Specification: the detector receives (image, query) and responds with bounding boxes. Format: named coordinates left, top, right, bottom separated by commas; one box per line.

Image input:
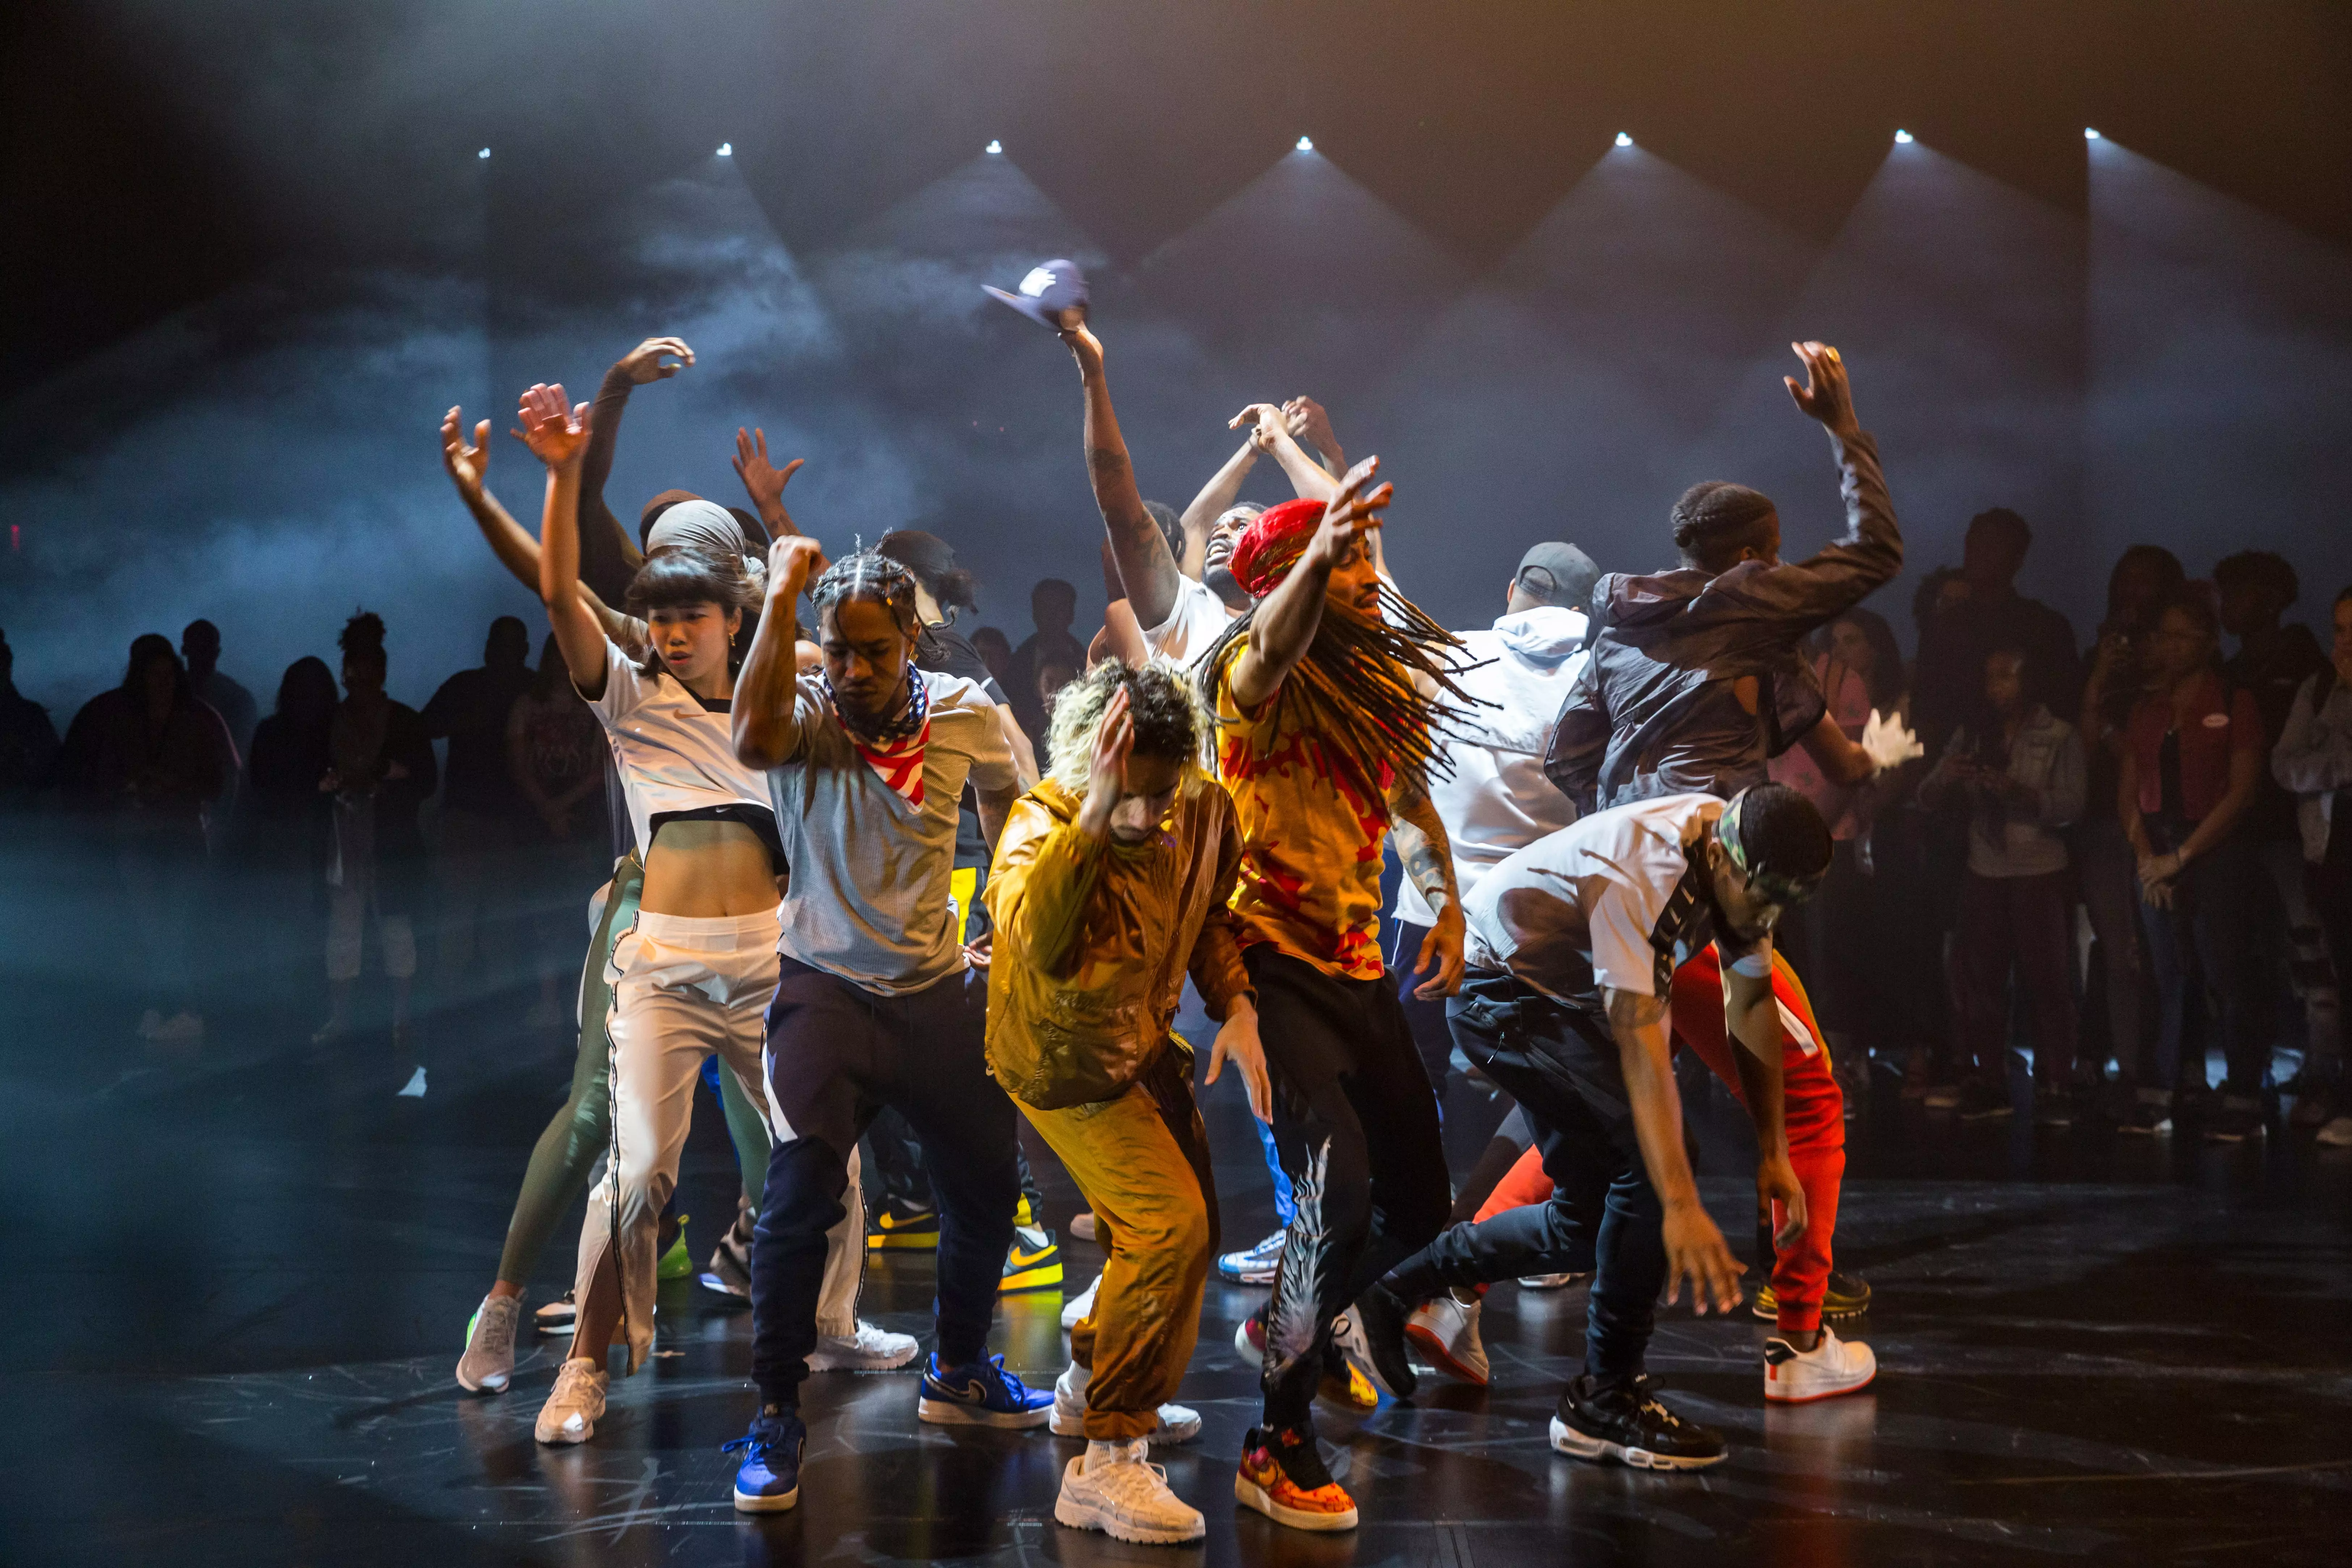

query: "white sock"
left=1084, top=1438, right=1125, bottom=1473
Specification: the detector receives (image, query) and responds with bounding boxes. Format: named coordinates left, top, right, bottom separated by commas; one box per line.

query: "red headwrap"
left=1227, top=497, right=1327, bottom=597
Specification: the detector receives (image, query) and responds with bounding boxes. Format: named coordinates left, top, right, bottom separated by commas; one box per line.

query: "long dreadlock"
left=1197, top=576, right=1487, bottom=799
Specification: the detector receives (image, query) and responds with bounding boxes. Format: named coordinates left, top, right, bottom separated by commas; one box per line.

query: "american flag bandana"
left=827, top=671, right=931, bottom=808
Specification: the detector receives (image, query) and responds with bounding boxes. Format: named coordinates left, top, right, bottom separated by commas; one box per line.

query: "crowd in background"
left=4, top=495, right=2350, bottom=1148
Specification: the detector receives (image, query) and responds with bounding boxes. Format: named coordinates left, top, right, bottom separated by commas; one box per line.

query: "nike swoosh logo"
left=1007, top=1246, right=1054, bottom=1267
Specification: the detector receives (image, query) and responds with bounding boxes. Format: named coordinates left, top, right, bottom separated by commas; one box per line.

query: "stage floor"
left=4, top=994, right=2349, bottom=1566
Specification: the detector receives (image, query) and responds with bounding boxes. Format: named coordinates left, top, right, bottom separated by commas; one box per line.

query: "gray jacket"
left=2271, top=671, right=2352, bottom=863
left=1545, top=430, right=1902, bottom=812
left=1920, top=706, right=2085, bottom=878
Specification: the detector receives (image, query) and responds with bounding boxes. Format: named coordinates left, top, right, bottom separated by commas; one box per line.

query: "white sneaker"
left=1518, top=1271, right=1588, bottom=1290
left=1405, top=1292, right=1489, bottom=1386
left=534, top=1356, right=609, bottom=1444
left=1048, top=1361, right=1202, bottom=1444
left=456, top=1293, right=522, bottom=1393
left=1763, top=1326, right=1878, bottom=1404
left=1052, top=1440, right=1206, bottom=1545
left=2318, top=1114, right=2352, bottom=1148
left=807, top=1320, right=920, bottom=1371
left=535, top=1291, right=576, bottom=1336
left=1061, top=1273, right=1102, bottom=1331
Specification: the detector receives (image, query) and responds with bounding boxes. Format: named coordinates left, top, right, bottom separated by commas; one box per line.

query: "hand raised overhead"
left=1058, top=320, right=1105, bottom=376
left=732, top=427, right=803, bottom=510
left=513, top=384, right=592, bottom=469
left=440, top=406, right=492, bottom=496
left=766, top=534, right=828, bottom=600
left=1302, top=455, right=1392, bottom=571
left=1783, top=341, right=1861, bottom=438
left=617, top=336, right=694, bottom=385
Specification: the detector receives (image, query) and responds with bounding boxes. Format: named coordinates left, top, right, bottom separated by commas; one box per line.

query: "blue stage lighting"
left=1894, top=129, right=1914, bottom=144
left=477, top=147, right=490, bottom=160
left=1615, top=132, right=1633, bottom=148
left=2084, top=127, right=2101, bottom=141
left=1296, top=135, right=1314, bottom=152
left=986, top=140, right=1002, bottom=155
left=717, top=142, right=732, bottom=156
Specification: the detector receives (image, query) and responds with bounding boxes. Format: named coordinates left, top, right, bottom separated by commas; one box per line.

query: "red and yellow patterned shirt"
left=1212, top=635, right=1393, bottom=980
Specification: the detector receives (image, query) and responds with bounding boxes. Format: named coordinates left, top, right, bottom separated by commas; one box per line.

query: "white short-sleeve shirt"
left=1463, top=794, right=1769, bottom=1013
left=1142, top=575, right=1236, bottom=669
left=581, top=637, right=772, bottom=857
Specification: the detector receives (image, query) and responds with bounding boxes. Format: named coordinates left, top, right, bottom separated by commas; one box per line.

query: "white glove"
left=1861, top=707, right=1923, bottom=772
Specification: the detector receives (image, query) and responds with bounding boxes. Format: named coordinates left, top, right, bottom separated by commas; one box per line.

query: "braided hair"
left=1196, top=578, right=1484, bottom=800
left=810, top=548, right=923, bottom=640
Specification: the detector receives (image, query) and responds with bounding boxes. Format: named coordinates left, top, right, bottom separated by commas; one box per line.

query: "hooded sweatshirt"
left=1545, top=429, right=1902, bottom=812
left=1396, top=604, right=1590, bottom=926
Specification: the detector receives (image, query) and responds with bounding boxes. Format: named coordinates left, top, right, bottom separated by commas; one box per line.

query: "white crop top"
left=581, top=637, right=772, bottom=859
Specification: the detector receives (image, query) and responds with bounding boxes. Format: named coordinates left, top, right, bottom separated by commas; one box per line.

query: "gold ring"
left=1825, top=346, right=1841, bottom=362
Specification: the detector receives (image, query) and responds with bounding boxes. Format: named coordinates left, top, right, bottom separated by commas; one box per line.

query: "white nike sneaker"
left=456, top=1293, right=521, bottom=1393
left=1053, top=1440, right=1205, bottom=1545
left=1518, top=1271, right=1588, bottom=1290
left=1061, top=1273, right=1102, bottom=1331
left=807, top=1320, right=920, bottom=1371
left=1763, top=1326, right=1878, bottom=1403
left=1048, top=1360, right=1202, bottom=1444
left=1404, top=1291, right=1489, bottom=1386
left=534, top=1356, right=609, bottom=1444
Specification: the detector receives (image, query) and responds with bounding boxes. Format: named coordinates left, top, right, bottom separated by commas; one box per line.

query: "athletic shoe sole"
left=807, top=1343, right=920, bottom=1372
left=1217, top=1264, right=1278, bottom=1284
left=1763, top=1365, right=1879, bottom=1404
left=1750, top=1298, right=1871, bottom=1324
left=1049, top=1404, right=1202, bottom=1444
left=1547, top=1414, right=1725, bottom=1470
left=733, top=1483, right=799, bottom=1513
left=1404, top=1322, right=1488, bottom=1387
left=1054, top=1462, right=1205, bottom=1544
left=1001, top=1262, right=1064, bottom=1293
left=1233, top=1474, right=1358, bottom=1532
left=917, top=1396, right=1052, bottom=1429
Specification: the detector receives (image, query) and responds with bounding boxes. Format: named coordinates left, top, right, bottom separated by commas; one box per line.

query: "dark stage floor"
left=4, top=972, right=2351, bottom=1567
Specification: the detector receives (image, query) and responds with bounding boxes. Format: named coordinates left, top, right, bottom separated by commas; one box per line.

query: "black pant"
left=1249, top=946, right=1449, bottom=1429
left=750, top=956, right=1019, bottom=1409
left=1384, top=971, right=1666, bottom=1388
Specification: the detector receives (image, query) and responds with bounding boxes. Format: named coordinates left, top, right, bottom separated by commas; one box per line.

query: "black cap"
left=982, top=259, right=1088, bottom=329
left=1513, top=541, right=1600, bottom=610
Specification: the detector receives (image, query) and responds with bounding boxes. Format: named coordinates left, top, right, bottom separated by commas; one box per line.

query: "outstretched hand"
left=1661, top=1201, right=1747, bottom=1316
left=617, top=336, right=694, bottom=385
left=1784, top=341, right=1860, bottom=438
left=1302, top=456, right=1392, bottom=571
left=513, top=384, right=592, bottom=470
left=441, top=406, right=491, bottom=496
left=1283, top=396, right=1342, bottom=465
left=732, top=427, right=804, bottom=510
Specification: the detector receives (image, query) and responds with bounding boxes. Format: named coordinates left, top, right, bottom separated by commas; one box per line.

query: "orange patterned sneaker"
left=1235, top=1424, right=1359, bottom=1532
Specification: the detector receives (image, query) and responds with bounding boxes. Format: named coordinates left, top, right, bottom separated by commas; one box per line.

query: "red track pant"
left=1473, top=947, right=1845, bottom=1334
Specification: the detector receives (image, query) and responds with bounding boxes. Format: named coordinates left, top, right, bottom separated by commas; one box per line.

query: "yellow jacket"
left=982, top=773, right=1251, bottom=1110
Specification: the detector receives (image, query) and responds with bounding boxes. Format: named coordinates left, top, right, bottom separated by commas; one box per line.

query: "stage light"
left=717, top=141, right=732, bottom=156
left=985, top=140, right=1002, bottom=155
left=1296, top=135, right=1314, bottom=152
left=2084, top=127, right=2101, bottom=141
left=477, top=147, right=490, bottom=160
left=1894, top=129, right=1914, bottom=144
left=1614, top=132, right=1633, bottom=148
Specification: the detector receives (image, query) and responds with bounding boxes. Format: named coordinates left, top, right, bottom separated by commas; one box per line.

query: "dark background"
left=5, top=0, right=2349, bottom=711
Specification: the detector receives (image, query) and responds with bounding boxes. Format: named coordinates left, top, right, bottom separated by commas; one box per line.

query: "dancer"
left=1539, top=340, right=1900, bottom=1370
left=1365, top=786, right=1829, bottom=1468
left=441, top=407, right=893, bottom=1400
left=726, top=540, right=1039, bottom=1516
left=985, top=660, right=1270, bottom=1545
left=1190, top=464, right=1471, bottom=1533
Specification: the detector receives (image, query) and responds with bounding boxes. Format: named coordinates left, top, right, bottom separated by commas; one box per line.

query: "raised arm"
left=1227, top=458, right=1389, bottom=710
left=1060, top=322, right=1185, bottom=631
left=733, top=536, right=826, bottom=769
left=732, top=427, right=807, bottom=540
left=1387, top=777, right=1464, bottom=999
left=1178, top=439, right=1262, bottom=582
left=579, top=337, right=693, bottom=597
left=518, top=383, right=612, bottom=701
left=1605, top=985, right=1745, bottom=1314
left=1283, top=396, right=1345, bottom=477
left=1231, top=403, right=1338, bottom=504
left=444, top=406, right=644, bottom=654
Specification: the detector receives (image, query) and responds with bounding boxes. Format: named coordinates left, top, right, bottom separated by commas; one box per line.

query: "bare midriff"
left=638, top=819, right=782, bottom=916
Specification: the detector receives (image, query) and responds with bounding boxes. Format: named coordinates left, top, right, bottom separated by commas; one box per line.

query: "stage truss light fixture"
left=717, top=141, right=732, bottom=156
left=1615, top=131, right=1633, bottom=148
left=1893, top=129, right=1914, bottom=144
left=2084, top=127, right=2101, bottom=141
left=1296, top=135, right=1314, bottom=152
left=986, top=140, right=1002, bottom=155
left=477, top=147, right=490, bottom=159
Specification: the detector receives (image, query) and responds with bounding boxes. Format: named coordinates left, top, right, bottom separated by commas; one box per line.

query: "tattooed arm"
left=1387, top=776, right=1464, bottom=999
left=1061, top=321, right=1185, bottom=631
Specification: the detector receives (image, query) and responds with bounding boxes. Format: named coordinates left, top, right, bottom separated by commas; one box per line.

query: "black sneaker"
left=2119, top=1086, right=2175, bottom=1136
left=1752, top=1269, right=1872, bottom=1323
left=1549, top=1375, right=1726, bottom=1470
left=1956, top=1076, right=2014, bottom=1121
left=1335, top=1283, right=1417, bottom=1401
left=2205, top=1094, right=2266, bottom=1144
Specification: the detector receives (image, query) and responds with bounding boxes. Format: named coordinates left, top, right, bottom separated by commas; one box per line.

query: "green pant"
left=495, top=854, right=771, bottom=1287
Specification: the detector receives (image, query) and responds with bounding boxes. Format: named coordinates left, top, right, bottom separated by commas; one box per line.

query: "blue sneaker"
left=917, top=1352, right=1053, bottom=1429
left=1217, top=1226, right=1286, bottom=1285
left=724, top=1407, right=804, bottom=1513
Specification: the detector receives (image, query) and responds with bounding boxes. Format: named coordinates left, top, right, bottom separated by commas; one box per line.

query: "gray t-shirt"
left=768, top=669, right=1016, bottom=995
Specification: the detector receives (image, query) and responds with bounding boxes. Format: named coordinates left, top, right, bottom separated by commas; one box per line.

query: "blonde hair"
left=1046, top=657, right=1207, bottom=795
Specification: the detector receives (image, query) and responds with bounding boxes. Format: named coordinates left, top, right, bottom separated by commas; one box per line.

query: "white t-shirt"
left=1463, top=794, right=1769, bottom=1013
left=582, top=637, right=772, bottom=857
left=1397, top=605, right=1589, bottom=926
left=1142, top=574, right=1236, bottom=669
left=767, top=669, right=1018, bottom=995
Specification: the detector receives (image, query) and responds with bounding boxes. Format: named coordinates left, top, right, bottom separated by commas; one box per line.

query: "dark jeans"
left=750, top=957, right=1019, bottom=1409
left=1384, top=971, right=1665, bottom=1389
left=1249, top=946, right=1449, bottom=1429
left=1950, top=868, right=2080, bottom=1084
left=1387, top=919, right=1458, bottom=1113
left=2140, top=831, right=2268, bottom=1093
